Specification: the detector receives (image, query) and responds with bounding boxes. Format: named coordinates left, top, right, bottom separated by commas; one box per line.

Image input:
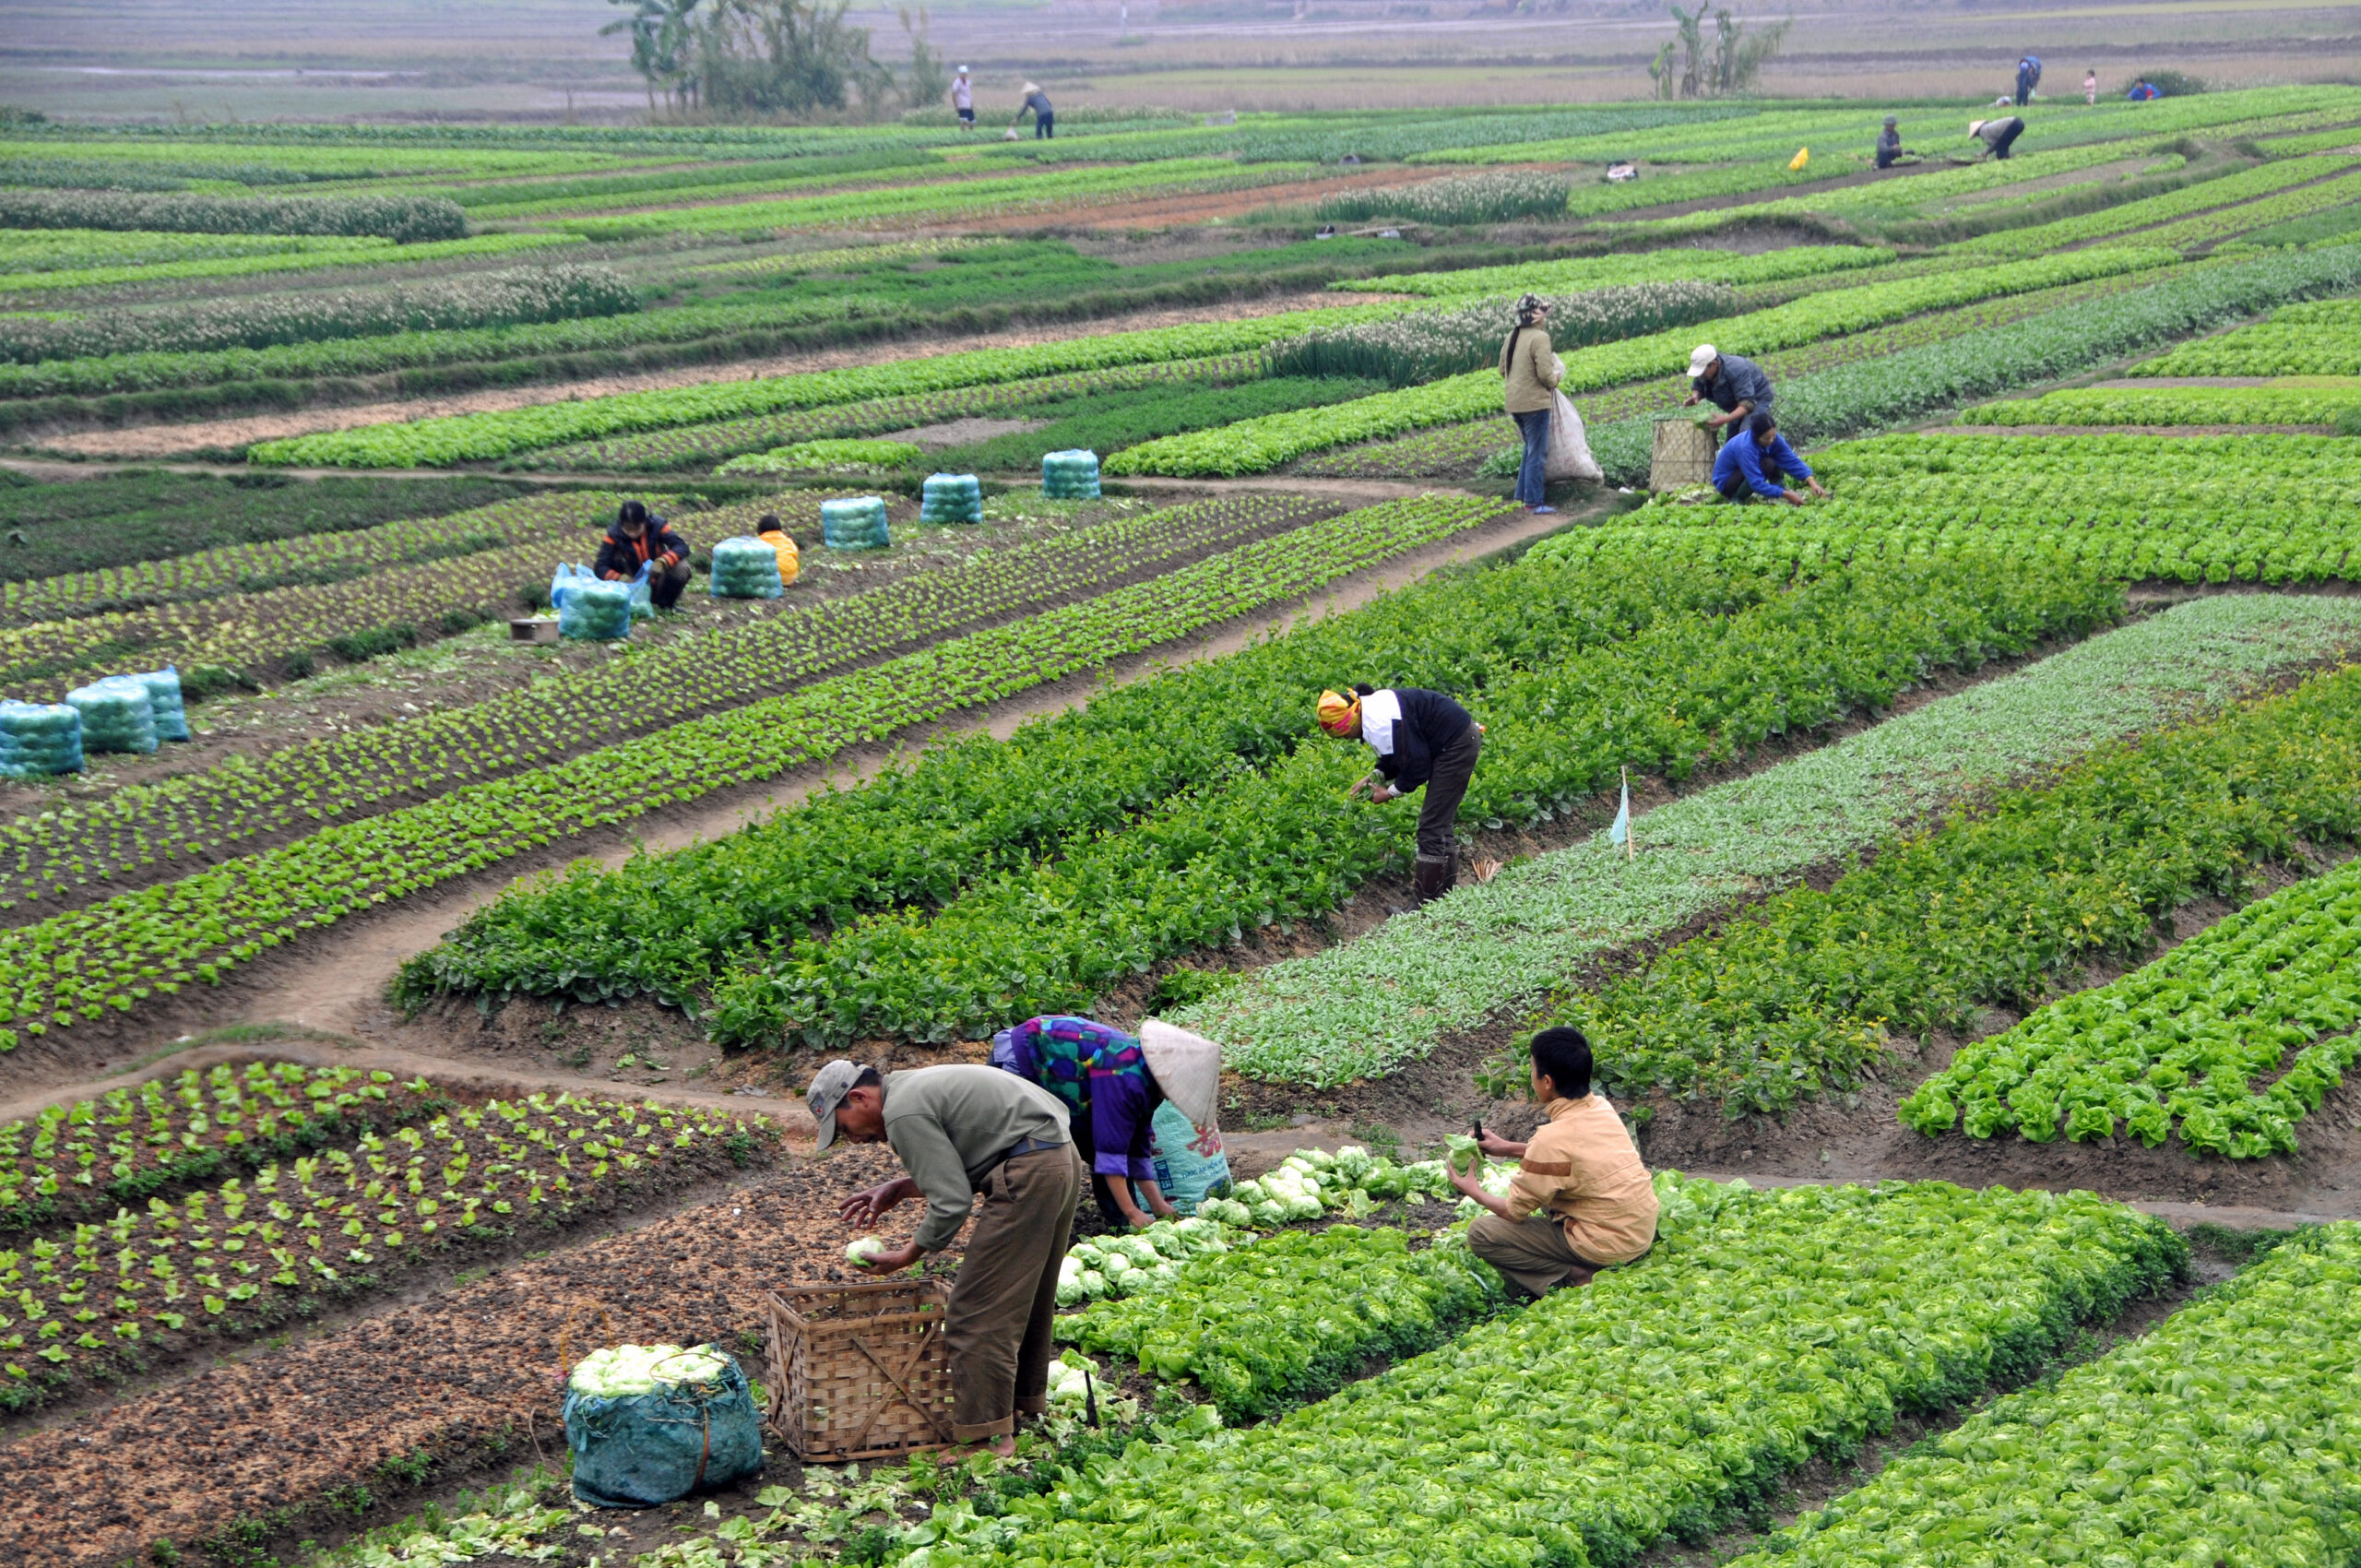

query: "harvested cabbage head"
left=846, top=1235, right=888, bottom=1265
left=1445, top=1134, right=1483, bottom=1175
left=570, top=1343, right=730, bottom=1399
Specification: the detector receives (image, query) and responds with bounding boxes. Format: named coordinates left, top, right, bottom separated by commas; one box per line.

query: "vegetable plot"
left=247, top=304, right=1406, bottom=469
left=1, top=495, right=1330, bottom=921
left=1060, top=1224, right=1504, bottom=1423
left=1538, top=659, right=2361, bottom=1119
left=1905, top=854, right=2361, bottom=1158
left=0, top=1087, right=774, bottom=1403
left=0, top=1062, right=446, bottom=1229
left=908, top=1180, right=2184, bottom=1568
left=0, top=495, right=1503, bottom=1045
left=1961, top=383, right=2355, bottom=426
left=706, top=555, right=2111, bottom=1050
left=1726, top=1223, right=2361, bottom=1567
left=1109, top=248, right=2177, bottom=476
left=1187, top=594, right=2361, bottom=1087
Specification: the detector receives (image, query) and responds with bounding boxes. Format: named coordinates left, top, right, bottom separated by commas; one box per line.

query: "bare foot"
left=934, top=1435, right=1017, bottom=1466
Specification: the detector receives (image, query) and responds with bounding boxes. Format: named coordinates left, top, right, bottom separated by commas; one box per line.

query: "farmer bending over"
left=1453, top=1027, right=1659, bottom=1298
left=991, top=1015, right=1223, bottom=1230
left=595, top=500, right=692, bottom=610
left=1714, top=410, right=1826, bottom=505
left=1682, top=343, right=1774, bottom=442
left=813, top=1060, right=1080, bottom=1459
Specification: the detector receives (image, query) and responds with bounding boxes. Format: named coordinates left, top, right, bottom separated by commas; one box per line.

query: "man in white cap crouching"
left=809, top=1058, right=1081, bottom=1457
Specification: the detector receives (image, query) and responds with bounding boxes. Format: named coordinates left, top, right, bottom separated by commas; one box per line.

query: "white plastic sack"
left=1546, top=389, right=1603, bottom=482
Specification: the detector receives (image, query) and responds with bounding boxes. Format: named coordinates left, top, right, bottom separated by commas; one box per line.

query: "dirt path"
left=23, top=291, right=1347, bottom=460
left=3, top=493, right=1566, bottom=1103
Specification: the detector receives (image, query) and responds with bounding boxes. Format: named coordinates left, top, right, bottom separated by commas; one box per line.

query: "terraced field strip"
left=1297, top=259, right=2215, bottom=479
left=0, top=493, right=1336, bottom=920
left=897, top=1180, right=2184, bottom=1568
left=1727, top=1223, right=2361, bottom=1564
left=1111, top=248, right=2179, bottom=477
left=1536, top=656, right=2361, bottom=1124
left=0, top=494, right=1508, bottom=1051
left=1185, top=594, right=2361, bottom=1087
left=246, top=303, right=1413, bottom=469
left=1602, top=433, right=2361, bottom=588
left=691, top=554, right=2110, bottom=1052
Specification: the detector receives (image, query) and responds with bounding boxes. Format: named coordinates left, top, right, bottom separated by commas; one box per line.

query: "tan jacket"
left=1500, top=326, right=1560, bottom=414
left=1504, top=1093, right=1659, bottom=1265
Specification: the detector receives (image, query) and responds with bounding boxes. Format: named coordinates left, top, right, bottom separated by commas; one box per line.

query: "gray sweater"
left=883, top=1065, right=1071, bottom=1252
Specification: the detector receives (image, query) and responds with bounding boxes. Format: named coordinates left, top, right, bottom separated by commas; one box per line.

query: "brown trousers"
left=943, top=1146, right=1082, bottom=1440
left=1469, top=1211, right=1614, bottom=1300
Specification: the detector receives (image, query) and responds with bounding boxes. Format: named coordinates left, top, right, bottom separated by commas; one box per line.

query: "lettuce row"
left=1726, top=1223, right=2361, bottom=1567
left=1058, top=1223, right=1506, bottom=1423
left=1961, top=384, right=2355, bottom=427
left=899, top=1181, right=2185, bottom=1568
left=1905, top=853, right=2361, bottom=1158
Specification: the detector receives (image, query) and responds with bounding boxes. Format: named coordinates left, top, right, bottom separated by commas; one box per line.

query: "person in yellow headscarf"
left=1318, top=684, right=1483, bottom=906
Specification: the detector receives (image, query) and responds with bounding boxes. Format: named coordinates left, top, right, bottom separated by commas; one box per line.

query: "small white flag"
left=1607, top=766, right=1631, bottom=851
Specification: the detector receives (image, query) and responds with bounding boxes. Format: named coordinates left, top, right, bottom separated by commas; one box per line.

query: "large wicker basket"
left=1649, top=418, right=1716, bottom=492
left=763, top=1280, right=956, bottom=1461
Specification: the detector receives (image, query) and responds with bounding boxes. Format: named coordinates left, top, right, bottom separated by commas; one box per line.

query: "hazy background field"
left=2, top=0, right=2355, bottom=122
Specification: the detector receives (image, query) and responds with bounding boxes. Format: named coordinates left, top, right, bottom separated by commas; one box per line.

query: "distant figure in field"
left=1876, top=114, right=1917, bottom=169
left=2085, top=68, right=2099, bottom=105
left=1969, top=115, right=2027, bottom=161
left=2015, top=54, right=2042, bottom=106
left=1017, top=82, right=1054, bottom=139
left=596, top=500, right=691, bottom=610
left=2128, top=77, right=2163, bottom=101
left=953, top=66, right=975, bottom=131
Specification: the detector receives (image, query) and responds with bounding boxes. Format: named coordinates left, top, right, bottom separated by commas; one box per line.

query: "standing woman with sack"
left=1501, top=293, right=1562, bottom=516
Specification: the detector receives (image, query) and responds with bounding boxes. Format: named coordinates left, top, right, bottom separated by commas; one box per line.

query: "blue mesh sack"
left=563, top=1344, right=763, bottom=1509
left=822, top=496, right=890, bottom=551
left=708, top=536, right=786, bottom=599
left=1041, top=449, right=1100, bottom=500
left=66, top=680, right=158, bottom=755
left=919, top=473, right=984, bottom=526
left=559, top=578, right=633, bottom=641
left=122, top=666, right=189, bottom=742
left=0, top=701, right=81, bottom=778
left=549, top=562, right=595, bottom=612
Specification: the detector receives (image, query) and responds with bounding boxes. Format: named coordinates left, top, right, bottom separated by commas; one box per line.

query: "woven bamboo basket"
left=764, top=1280, right=956, bottom=1461
left=1649, top=418, right=1716, bottom=492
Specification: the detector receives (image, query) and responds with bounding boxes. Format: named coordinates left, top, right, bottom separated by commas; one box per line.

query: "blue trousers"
left=1513, top=407, right=1550, bottom=506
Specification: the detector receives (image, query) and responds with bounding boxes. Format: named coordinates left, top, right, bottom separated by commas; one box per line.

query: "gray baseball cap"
left=805, top=1059, right=863, bottom=1150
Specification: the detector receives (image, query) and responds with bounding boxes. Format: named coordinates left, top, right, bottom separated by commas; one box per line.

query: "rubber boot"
left=1411, top=852, right=1456, bottom=906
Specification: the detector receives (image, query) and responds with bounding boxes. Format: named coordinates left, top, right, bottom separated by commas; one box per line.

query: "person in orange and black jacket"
left=594, top=500, right=693, bottom=609
left=1319, top=683, right=1483, bottom=906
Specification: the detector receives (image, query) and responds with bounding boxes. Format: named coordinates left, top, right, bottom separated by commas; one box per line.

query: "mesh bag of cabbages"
left=562, top=1342, right=764, bottom=1507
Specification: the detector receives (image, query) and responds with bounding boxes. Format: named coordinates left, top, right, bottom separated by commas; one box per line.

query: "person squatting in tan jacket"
left=1450, top=1026, right=1660, bottom=1297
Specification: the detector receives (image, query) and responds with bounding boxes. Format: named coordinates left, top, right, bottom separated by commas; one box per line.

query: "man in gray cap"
left=1875, top=115, right=1916, bottom=169
left=807, top=1059, right=1081, bottom=1457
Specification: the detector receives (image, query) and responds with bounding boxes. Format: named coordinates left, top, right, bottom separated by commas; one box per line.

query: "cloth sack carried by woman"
left=1543, top=357, right=1601, bottom=481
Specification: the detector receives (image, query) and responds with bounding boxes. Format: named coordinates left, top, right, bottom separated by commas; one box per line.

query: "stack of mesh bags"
left=0, top=701, right=82, bottom=778
left=708, top=536, right=786, bottom=599
left=821, top=496, right=891, bottom=551
left=117, top=667, right=189, bottom=742
left=559, top=578, right=634, bottom=641
left=65, top=680, right=158, bottom=754
left=920, top=473, right=984, bottom=526
left=1042, top=449, right=1100, bottom=500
